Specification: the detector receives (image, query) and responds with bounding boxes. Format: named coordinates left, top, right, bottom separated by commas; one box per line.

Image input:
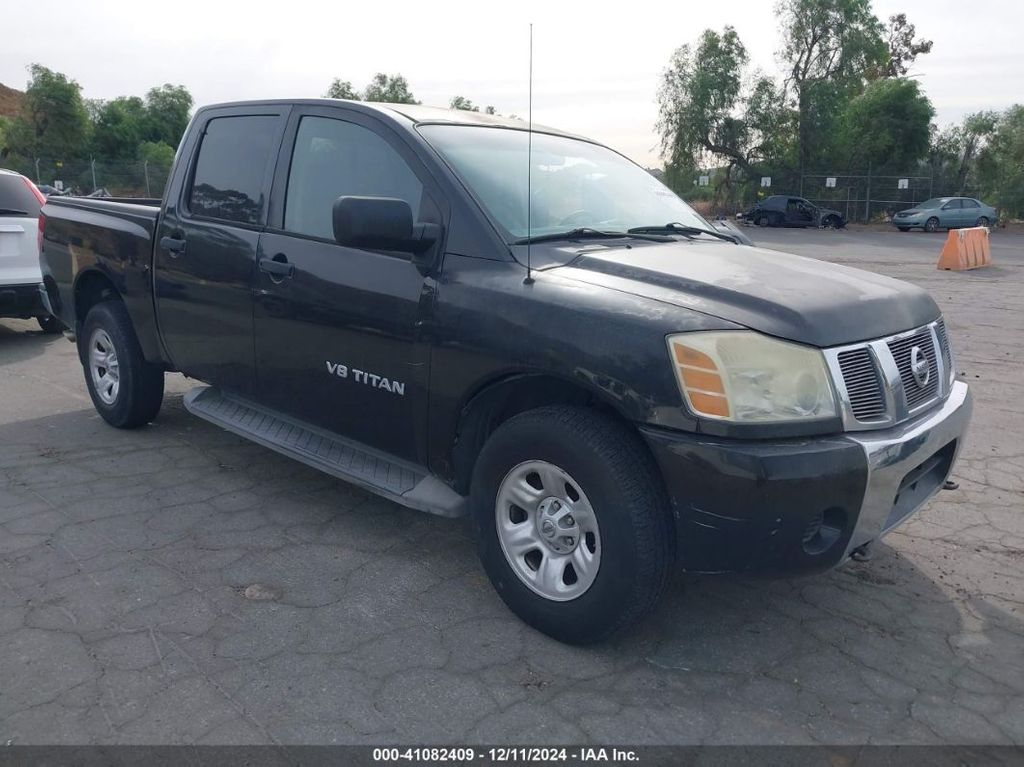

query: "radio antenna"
left=524, top=22, right=535, bottom=285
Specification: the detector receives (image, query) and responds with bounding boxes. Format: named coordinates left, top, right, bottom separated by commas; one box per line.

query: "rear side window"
left=284, top=116, right=423, bottom=240
left=962, top=199, right=979, bottom=208
left=0, top=174, right=42, bottom=217
left=188, top=116, right=278, bottom=225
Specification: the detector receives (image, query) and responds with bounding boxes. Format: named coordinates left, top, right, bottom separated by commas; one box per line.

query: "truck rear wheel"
left=470, top=406, right=674, bottom=644
left=81, top=301, right=164, bottom=428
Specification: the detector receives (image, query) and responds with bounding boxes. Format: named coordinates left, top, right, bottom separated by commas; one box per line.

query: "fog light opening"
left=802, top=507, right=845, bottom=556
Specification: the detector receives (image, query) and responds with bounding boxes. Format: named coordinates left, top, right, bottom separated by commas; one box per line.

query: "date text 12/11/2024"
left=371, top=747, right=640, bottom=762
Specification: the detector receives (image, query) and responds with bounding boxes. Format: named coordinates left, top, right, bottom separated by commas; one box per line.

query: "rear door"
left=0, top=173, right=43, bottom=288
left=253, top=105, right=445, bottom=462
left=960, top=198, right=980, bottom=226
left=154, top=107, right=288, bottom=394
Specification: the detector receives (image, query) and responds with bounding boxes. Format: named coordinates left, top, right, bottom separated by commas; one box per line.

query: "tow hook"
left=850, top=542, right=873, bottom=562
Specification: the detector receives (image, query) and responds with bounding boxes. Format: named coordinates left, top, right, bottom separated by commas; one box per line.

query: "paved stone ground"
left=0, top=228, right=1021, bottom=745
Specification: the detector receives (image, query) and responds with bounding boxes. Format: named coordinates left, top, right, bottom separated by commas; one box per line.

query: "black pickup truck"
left=38, top=100, right=971, bottom=643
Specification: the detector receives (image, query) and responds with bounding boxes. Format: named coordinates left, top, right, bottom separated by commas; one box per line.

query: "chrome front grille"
left=888, top=329, right=939, bottom=409
left=836, top=348, right=886, bottom=421
left=824, top=319, right=953, bottom=431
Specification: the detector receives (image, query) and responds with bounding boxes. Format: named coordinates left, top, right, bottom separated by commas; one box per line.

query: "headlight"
left=667, top=331, right=838, bottom=423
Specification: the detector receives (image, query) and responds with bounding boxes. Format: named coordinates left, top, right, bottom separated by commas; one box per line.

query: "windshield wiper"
left=628, top=222, right=737, bottom=243
left=513, top=227, right=669, bottom=245
left=0, top=208, right=30, bottom=216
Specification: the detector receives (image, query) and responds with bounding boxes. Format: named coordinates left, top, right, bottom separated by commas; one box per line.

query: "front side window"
left=942, top=199, right=962, bottom=210
left=418, top=125, right=708, bottom=240
left=285, top=116, right=424, bottom=240
left=188, top=116, right=278, bottom=225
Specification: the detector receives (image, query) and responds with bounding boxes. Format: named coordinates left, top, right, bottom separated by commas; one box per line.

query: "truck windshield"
left=418, top=125, right=709, bottom=241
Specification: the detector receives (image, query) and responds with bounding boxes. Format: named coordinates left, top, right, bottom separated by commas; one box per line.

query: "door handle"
left=160, top=236, right=187, bottom=256
left=259, top=256, right=294, bottom=279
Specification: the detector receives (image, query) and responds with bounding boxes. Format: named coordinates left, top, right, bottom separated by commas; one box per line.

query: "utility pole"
left=90, top=159, right=97, bottom=193
left=144, top=160, right=151, bottom=197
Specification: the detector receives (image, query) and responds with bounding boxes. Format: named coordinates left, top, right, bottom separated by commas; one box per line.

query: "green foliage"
left=6, top=64, right=91, bottom=159
left=837, top=78, right=934, bottom=169
left=143, top=84, right=192, bottom=147
left=777, top=0, right=888, bottom=168
left=657, top=26, right=791, bottom=188
left=0, top=116, right=9, bottom=154
left=977, top=106, right=1024, bottom=217
left=93, top=96, right=147, bottom=159
left=363, top=73, right=418, bottom=104
left=325, top=79, right=359, bottom=100
left=929, top=111, right=998, bottom=195
left=138, top=140, right=176, bottom=167
left=875, top=13, right=933, bottom=78
left=449, top=96, right=479, bottom=112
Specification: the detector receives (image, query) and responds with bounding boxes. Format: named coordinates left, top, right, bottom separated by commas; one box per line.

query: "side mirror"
left=332, top=196, right=441, bottom=258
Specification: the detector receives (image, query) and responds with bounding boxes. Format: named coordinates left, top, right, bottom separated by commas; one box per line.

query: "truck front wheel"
left=80, top=301, right=164, bottom=428
left=471, top=406, right=674, bottom=644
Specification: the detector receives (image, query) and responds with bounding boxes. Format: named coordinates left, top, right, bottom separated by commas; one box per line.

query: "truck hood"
left=546, top=240, right=939, bottom=348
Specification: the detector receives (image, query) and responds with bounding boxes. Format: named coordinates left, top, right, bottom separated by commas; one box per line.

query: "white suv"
left=0, top=169, right=60, bottom=333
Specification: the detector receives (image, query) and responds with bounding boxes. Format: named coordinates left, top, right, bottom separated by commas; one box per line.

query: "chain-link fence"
left=1, top=155, right=172, bottom=199
left=680, top=167, right=987, bottom=223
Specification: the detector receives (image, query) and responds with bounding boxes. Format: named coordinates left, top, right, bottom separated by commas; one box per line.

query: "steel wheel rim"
left=89, top=328, right=120, bottom=406
left=495, top=460, right=601, bottom=602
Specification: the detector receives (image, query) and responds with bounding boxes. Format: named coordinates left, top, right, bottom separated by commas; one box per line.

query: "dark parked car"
left=39, top=100, right=970, bottom=644
left=741, top=195, right=846, bottom=228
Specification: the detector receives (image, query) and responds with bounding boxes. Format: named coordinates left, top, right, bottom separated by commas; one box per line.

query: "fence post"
left=34, top=158, right=41, bottom=184
left=864, top=162, right=872, bottom=223
left=144, top=160, right=151, bottom=197
left=90, top=158, right=97, bottom=193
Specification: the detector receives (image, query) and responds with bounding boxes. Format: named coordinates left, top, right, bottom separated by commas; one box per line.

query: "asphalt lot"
left=1, top=226, right=1022, bottom=745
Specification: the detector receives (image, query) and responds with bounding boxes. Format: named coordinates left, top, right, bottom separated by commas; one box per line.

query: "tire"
left=36, top=314, right=63, bottom=334
left=823, top=215, right=839, bottom=229
left=756, top=214, right=769, bottom=227
left=925, top=217, right=940, bottom=233
left=80, top=301, right=164, bottom=428
left=471, top=406, right=674, bottom=644
left=976, top=216, right=990, bottom=227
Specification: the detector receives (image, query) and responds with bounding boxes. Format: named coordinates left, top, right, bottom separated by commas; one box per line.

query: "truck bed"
left=40, top=195, right=164, bottom=360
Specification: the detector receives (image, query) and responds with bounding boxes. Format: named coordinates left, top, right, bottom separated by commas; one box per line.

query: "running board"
left=183, top=386, right=467, bottom=518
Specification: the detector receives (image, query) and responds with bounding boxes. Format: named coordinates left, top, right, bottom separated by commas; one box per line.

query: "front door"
left=253, top=107, right=444, bottom=462
left=154, top=108, right=287, bottom=394
left=940, top=198, right=963, bottom=228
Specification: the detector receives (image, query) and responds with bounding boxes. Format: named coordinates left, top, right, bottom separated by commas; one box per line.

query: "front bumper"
left=0, top=282, right=47, bottom=320
left=641, top=381, right=972, bottom=574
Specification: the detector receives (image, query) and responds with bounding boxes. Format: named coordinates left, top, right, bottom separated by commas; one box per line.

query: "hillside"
left=0, top=83, right=25, bottom=119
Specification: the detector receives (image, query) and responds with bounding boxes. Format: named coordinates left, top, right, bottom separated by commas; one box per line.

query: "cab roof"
left=197, top=98, right=588, bottom=141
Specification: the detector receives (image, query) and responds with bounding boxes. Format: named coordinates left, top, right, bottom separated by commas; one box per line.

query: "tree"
left=93, top=96, right=147, bottom=159
left=138, top=140, right=176, bottom=167
left=976, top=106, right=1023, bottom=217
left=777, top=0, right=886, bottom=170
left=449, top=96, right=479, bottom=112
left=485, top=106, right=497, bottom=115
left=143, top=84, right=193, bottom=148
left=658, top=27, right=791, bottom=192
left=837, top=78, right=933, bottom=169
left=362, top=73, right=418, bottom=104
left=325, top=79, right=359, bottom=100
left=6, top=64, right=91, bottom=159
left=876, top=13, right=933, bottom=78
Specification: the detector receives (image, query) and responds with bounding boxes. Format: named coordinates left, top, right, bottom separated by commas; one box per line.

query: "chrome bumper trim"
left=844, top=381, right=972, bottom=556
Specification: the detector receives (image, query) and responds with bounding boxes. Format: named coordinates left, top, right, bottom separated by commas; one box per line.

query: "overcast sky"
left=2, top=0, right=1020, bottom=166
